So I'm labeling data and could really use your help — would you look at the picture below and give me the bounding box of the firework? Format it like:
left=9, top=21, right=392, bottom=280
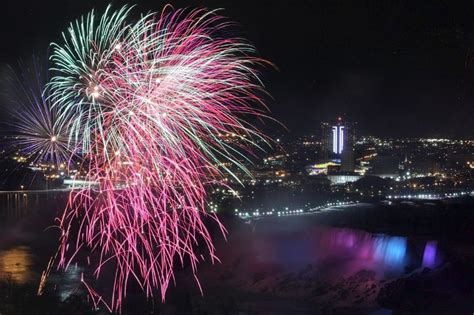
left=5, top=59, right=70, bottom=165
left=49, top=5, right=133, bottom=154
left=47, top=5, right=271, bottom=311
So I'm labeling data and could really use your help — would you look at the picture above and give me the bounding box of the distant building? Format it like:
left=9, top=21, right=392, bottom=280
left=327, top=172, right=361, bottom=185
left=332, top=124, right=345, bottom=154
left=306, top=161, right=340, bottom=175
left=341, top=145, right=355, bottom=172
left=321, top=116, right=356, bottom=172
left=320, top=122, right=332, bottom=160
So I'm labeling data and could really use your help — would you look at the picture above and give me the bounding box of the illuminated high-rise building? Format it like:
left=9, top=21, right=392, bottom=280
left=321, top=116, right=356, bottom=171
left=320, top=122, right=331, bottom=160
left=332, top=124, right=345, bottom=154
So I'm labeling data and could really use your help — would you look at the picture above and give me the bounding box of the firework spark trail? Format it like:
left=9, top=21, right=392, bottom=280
left=46, top=5, right=272, bottom=311
left=5, top=60, right=70, bottom=165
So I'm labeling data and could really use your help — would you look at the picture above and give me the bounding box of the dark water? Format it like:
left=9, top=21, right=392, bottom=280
left=0, top=192, right=85, bottom=301
left=0, top=193, right=457, bottom=313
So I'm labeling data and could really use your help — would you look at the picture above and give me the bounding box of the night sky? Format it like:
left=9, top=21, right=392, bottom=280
left=2, top=0, right=474, bottom=137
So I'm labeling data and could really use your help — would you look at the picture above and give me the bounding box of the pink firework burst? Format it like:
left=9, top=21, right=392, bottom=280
left=47, top=5, right=272, bottom=312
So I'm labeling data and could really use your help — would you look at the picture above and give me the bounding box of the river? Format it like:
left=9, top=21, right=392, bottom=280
left=0, top=192, right=472, bottom=314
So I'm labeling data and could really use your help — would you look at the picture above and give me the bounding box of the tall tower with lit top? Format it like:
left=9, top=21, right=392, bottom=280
left=321, top=116, right=355, bottom=171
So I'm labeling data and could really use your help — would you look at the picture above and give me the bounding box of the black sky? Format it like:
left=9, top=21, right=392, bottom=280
left=2, top=0, right=474, bottom=137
